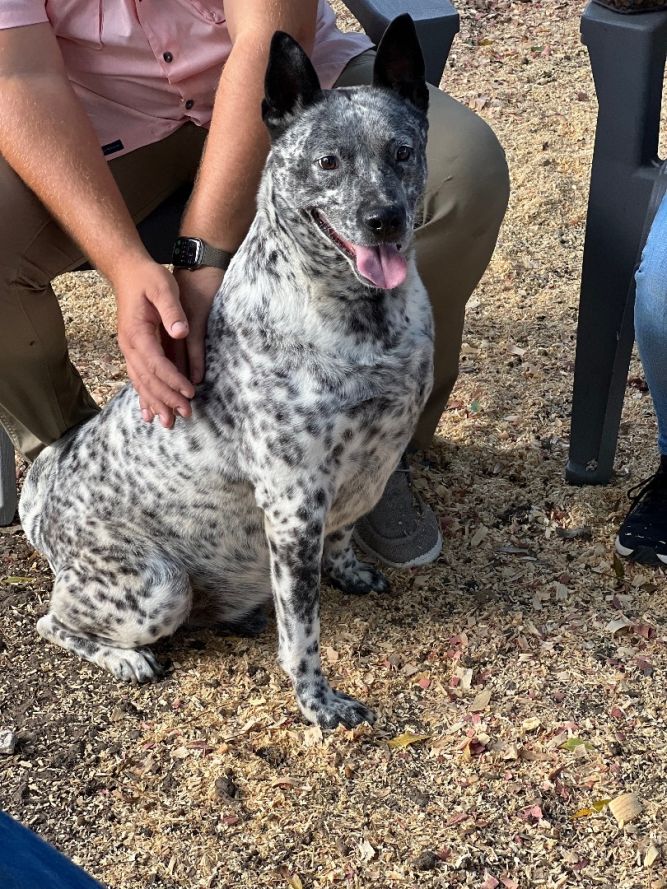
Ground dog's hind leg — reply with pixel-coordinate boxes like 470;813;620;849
323;525;389;595
36;613;164;682
37;553;191;682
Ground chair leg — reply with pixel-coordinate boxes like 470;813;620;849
566;3;667;485
0;425;17;526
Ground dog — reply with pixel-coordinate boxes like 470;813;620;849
19;15;433;730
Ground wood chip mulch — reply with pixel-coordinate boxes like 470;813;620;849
1;2;666;887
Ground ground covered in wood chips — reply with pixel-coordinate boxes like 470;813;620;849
1;2;666;887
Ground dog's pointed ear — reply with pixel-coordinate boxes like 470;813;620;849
262;31;323;136
372;14;428;114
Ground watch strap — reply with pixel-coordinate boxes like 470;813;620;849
199;241;234;271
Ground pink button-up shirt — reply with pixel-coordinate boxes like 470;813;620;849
0;1;372;157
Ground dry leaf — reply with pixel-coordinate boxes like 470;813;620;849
455;666;473;692
520;804;543;823
358;839;376;862
606;617;632;635
645;844;661;868
470;687;492;712
171;746;190;759
303;726;323;748
608;792;643;826
387;731;430;750
271;777;300;789
522;716;541;732
285;876;303;889
470;525;489;547
501;743;519;761
222;718;261;741
0;728;17;756
572;799;610;819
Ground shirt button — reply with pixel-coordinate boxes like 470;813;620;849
163;51;173;63
185;99;194;110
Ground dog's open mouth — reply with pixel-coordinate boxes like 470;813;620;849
308;209;407;290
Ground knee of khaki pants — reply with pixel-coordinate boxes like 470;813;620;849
0;156;96;461
412;87;510;447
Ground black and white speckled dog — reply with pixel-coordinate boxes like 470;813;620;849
20;16;433;730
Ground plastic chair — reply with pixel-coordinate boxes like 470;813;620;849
566;1;667;484
0;0;459;526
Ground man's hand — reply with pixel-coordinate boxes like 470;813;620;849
114;260;195;428
171;266;225;385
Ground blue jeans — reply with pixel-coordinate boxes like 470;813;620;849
635;190;667;456
0;811;103;888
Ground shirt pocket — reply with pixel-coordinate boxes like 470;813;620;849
185;1;226;25
45;0;104;50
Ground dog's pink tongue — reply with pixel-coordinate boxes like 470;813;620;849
354;244;407;290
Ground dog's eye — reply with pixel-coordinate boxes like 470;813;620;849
318;155;339;171
396;146;412;162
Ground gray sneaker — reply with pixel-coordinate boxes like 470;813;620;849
353;455;443;568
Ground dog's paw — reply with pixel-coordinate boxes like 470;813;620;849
100;647;164;683
327;562;390;596
298;685;375;730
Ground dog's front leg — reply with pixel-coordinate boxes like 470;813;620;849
263;508;375;730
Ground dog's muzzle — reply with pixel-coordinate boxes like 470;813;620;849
308;209;408;290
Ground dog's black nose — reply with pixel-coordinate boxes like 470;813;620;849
363;206;405;240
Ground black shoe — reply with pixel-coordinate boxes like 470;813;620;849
615;457;667;566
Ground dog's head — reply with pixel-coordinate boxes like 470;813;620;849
262;15;429;292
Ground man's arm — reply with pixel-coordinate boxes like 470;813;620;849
0;23;194;427
175;1;318;384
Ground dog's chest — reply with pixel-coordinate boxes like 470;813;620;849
318;351;430;530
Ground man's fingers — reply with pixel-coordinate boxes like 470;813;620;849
126;334;195;427
127;326;195;398
150;280;189;340
135;364;193;414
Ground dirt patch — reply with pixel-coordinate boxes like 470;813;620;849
1;3;666;887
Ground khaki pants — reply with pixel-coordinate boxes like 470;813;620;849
0;51;509;462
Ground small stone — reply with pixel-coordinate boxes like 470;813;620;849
253;669;270;687
415;850;439;871
121;700;142;718
215;771;238;800
336;839;350;857
0;728;17;755
408;788;430;809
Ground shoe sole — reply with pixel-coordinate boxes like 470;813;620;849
353;527;443;569
614;536;667;566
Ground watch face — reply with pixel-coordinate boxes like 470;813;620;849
173;238;203;268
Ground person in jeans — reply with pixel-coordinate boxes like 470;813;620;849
615;191;667;566
0;1;509;567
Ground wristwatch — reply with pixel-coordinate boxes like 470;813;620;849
172;237;234;271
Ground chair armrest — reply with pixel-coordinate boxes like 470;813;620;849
342;0;459;85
